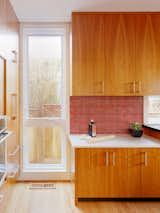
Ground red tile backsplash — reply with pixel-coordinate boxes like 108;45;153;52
70;96;143;134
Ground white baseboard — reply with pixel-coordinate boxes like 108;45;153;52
18;172;75;181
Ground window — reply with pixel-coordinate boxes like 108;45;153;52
22;26;68;173
144;96;160;124
28;36;63;118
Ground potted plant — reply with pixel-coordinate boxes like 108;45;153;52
129;122;143;137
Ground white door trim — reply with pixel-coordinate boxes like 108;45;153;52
19;23;71;180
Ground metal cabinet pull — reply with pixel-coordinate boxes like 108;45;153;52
89;152;91;169
102;81;104;94
144;152;148;166
132;81;136;94
105;152;109;166
96;81;105;95
112;152;116;166
139;81;142;93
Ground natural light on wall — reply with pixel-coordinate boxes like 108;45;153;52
144;96;160;124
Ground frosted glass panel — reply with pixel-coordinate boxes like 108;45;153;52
28;127;62;164
28;36;62;117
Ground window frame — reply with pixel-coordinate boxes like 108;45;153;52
144;96;160;124
21;25;69;174
23;27;66;120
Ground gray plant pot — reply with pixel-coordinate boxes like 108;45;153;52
129;129;143;137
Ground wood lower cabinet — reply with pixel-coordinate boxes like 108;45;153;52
108;149;128;197
141;149;160;197
128;148;160;197
75;148;129;202
75;148;160;204
75;149;106;198
127;149;142;197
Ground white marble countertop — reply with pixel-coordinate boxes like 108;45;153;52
69;134;160;148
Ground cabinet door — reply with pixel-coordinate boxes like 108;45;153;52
72;14;105;96
141;148;160;197
75;149;90;198
127;149;142;197
105;14;136;96
107;149;128;197
135;14;160;95
76;148;107;198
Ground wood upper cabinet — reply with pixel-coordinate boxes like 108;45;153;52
135;14;160;95
72;13;160;96
104;14;136;96
104;13;160;96
72;14;105;96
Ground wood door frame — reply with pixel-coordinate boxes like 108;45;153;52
0;55;7;115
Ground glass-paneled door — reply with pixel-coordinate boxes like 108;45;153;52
21;26;69;179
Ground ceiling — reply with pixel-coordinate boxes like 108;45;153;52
10;0;160;22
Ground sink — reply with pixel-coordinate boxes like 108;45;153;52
81;135;116;143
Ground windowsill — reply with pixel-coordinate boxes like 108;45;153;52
143;124;160;132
